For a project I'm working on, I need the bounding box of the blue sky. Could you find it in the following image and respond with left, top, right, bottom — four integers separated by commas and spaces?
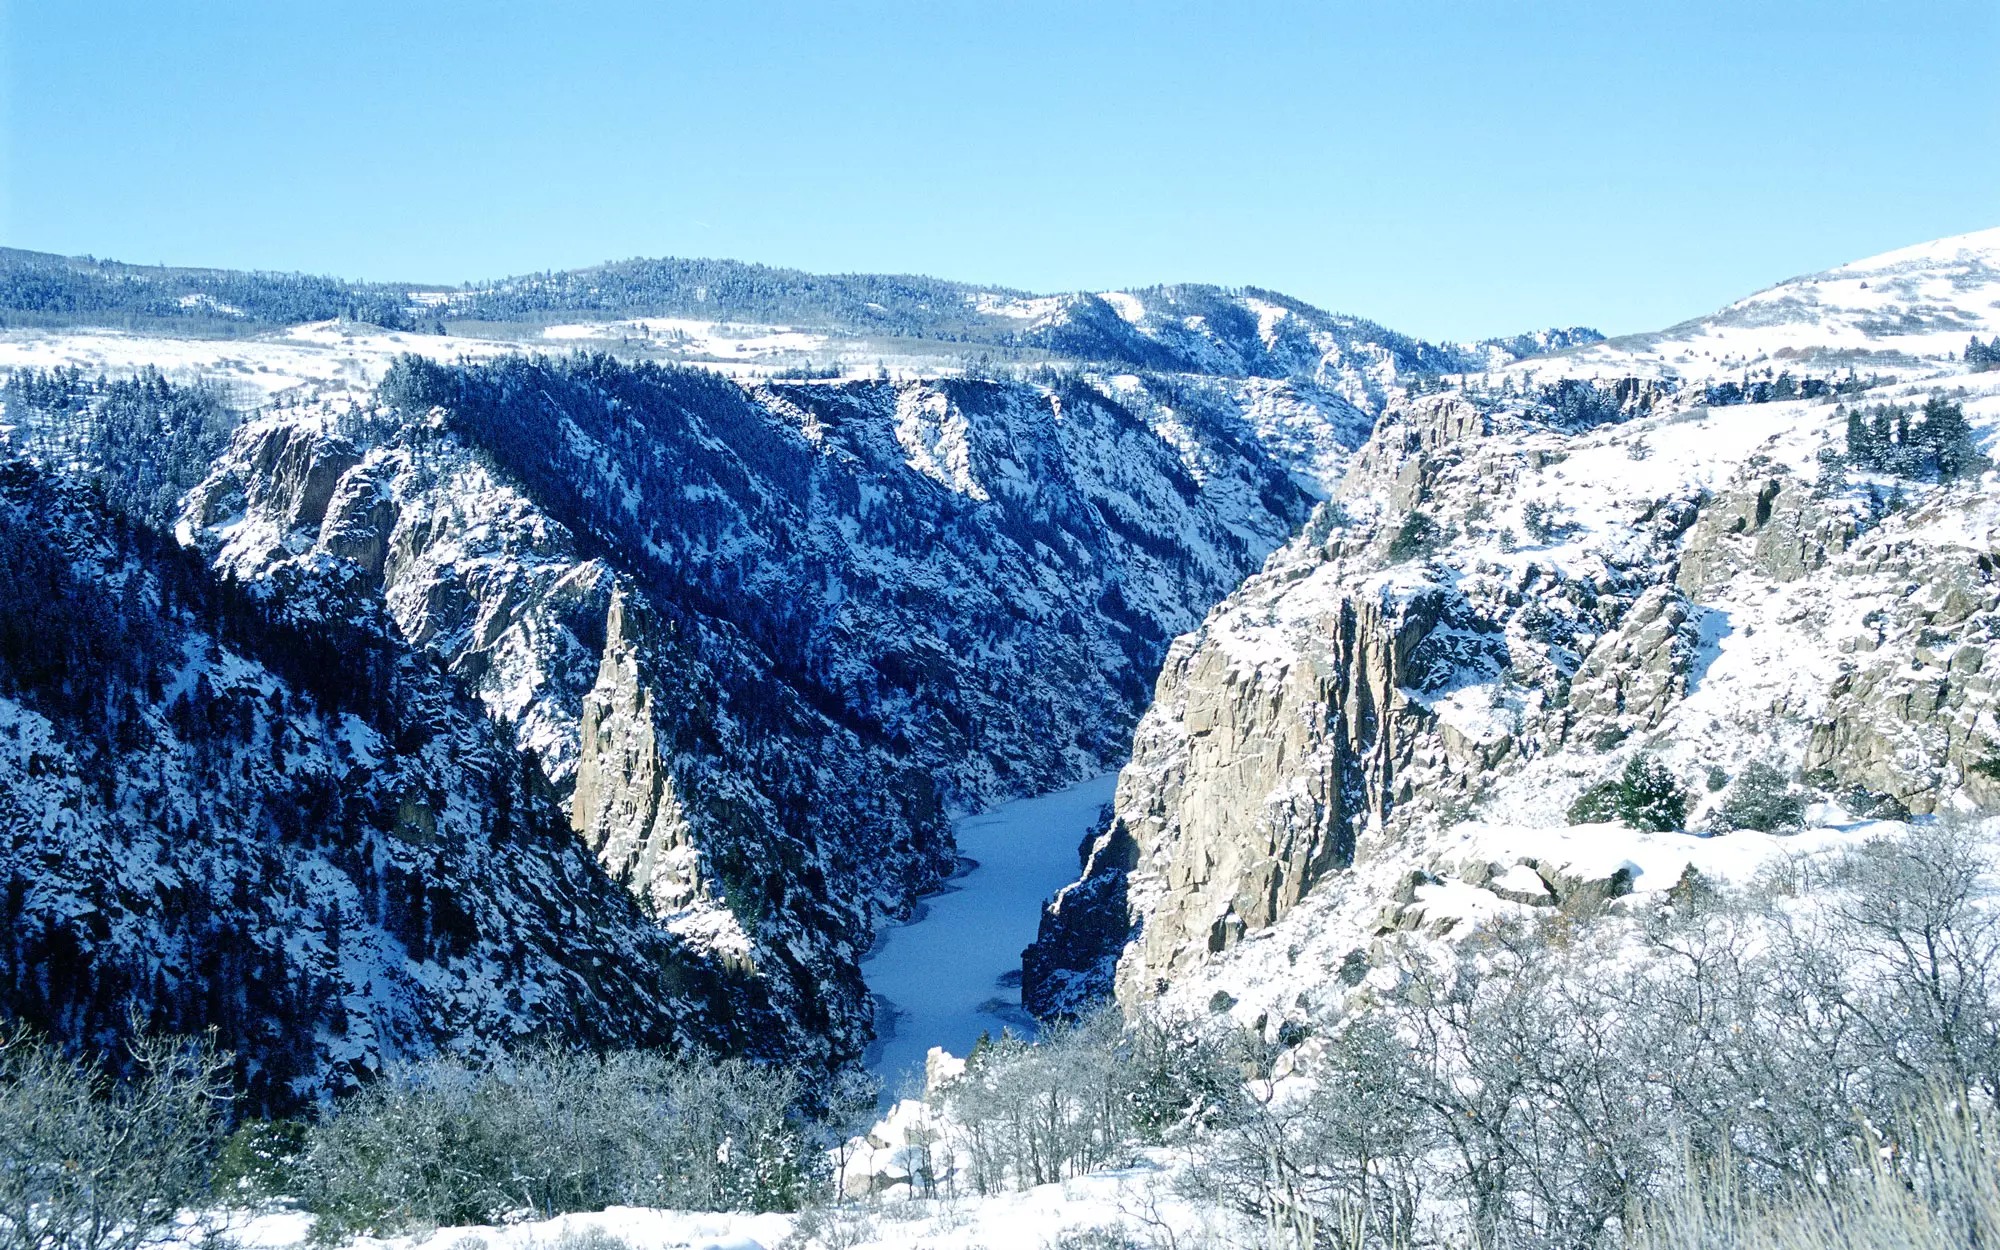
3, 2, 1995, 340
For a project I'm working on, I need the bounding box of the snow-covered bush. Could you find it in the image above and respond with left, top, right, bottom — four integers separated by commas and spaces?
944, 1014, 1132, 1195
1632, 1093, 2000, 1250
1567, 755, 1687, 831
1168, 824, 2000, 1248
1386, 510, 1441, 563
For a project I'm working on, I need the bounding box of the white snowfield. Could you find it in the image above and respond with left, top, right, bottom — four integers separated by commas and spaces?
196, 1206, 788, 1250
195, 1171, 1222, 1250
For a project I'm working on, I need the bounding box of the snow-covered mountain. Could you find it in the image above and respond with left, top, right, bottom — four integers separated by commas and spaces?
0, 463, 746, 1109
6, 225, 1998, 1103
1025, 226, 2000, 1028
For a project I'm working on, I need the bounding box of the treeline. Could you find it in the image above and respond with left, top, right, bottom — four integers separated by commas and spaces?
1703, 369, 1879, 407
1968, 335, 2000, 372
0, 247, 417, 331
1, 366, 242, 527
449, 256, 1009, 338
1840, 395, 1981, 481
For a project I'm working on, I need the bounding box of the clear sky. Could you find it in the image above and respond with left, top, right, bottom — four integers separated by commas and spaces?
3, 2, 1995, 340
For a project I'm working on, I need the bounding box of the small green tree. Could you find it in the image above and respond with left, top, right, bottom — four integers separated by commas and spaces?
1714, 760, 1805, 832
1616, 755, 1687, 831
1388, 511, 1441, 562
1567, 756, 1687, 831
1567, 780, 1623, 824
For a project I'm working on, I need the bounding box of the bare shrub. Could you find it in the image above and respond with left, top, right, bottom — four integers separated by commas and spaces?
0, 1027, 232, 1250
298, 1046, 816, 1234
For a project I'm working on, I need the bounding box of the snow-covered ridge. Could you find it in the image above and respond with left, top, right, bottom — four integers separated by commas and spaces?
1495, 225, 2000, 389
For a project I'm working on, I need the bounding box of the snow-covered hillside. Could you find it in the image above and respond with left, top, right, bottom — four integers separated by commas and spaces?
1494, 226, 2000, 390
0, 464, 740, 1108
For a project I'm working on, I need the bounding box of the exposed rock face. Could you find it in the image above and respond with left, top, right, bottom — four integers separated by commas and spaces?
1676, 472, 1858, 596
1804, 524, 2000, 815
1029, 380, 2000, 1018
1560, 584, 1698, 743
1031, 397, 1530, 1013
1097, 580, 1457, 1006
185, 413, 614, 786
571, 587, 701, 915
183, 359, 1316, 1062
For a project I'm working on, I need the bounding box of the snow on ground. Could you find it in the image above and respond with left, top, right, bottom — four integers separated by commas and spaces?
968, 291, 1064, 322
540, 316, 830, 362
861, 773, 1117, 1101
0, 318, 893, 400
1099, 291, 1146, 325
1156, 811, 1894, 1041
193, 1205, 790, 1250
196, 1159, 1229, 1250
0, 323, 526, 403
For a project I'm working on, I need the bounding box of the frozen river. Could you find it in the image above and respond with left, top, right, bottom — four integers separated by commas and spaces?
860, 772, 1119, 1101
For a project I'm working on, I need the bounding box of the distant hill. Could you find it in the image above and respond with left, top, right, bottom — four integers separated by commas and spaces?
0, 246, 1598, 381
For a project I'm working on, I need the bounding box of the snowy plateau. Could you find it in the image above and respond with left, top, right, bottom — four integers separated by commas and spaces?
3, 229, 2000, 1247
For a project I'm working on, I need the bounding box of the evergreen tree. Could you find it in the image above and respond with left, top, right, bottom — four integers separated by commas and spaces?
1715, 761, 1806, 832
1567, 755, 1687, 831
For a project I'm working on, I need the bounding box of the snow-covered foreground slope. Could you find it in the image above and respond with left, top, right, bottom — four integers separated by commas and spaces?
861, 772, 1116, 1100
199, 1172, 1232, 1250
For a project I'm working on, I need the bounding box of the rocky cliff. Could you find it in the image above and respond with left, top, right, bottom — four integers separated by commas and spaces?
1029, 366, 2000, 1019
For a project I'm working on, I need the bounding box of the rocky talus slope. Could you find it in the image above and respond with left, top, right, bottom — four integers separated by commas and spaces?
1029, 362, 2000, 1019
177, 357, 1313, 1063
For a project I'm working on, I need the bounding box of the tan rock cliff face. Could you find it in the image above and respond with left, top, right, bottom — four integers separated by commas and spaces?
571, 587, 702, 916
1103, 581, 1450, 1002
1028, 398, 1507, 1011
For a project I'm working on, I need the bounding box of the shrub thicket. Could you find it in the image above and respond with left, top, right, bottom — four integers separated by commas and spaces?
297, 1047, 815, 1234
1386, 511, 1441, 563
1714, 761, 1807, 832
1171, 825, 2000, 1249
0, 1027, 232, 1250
